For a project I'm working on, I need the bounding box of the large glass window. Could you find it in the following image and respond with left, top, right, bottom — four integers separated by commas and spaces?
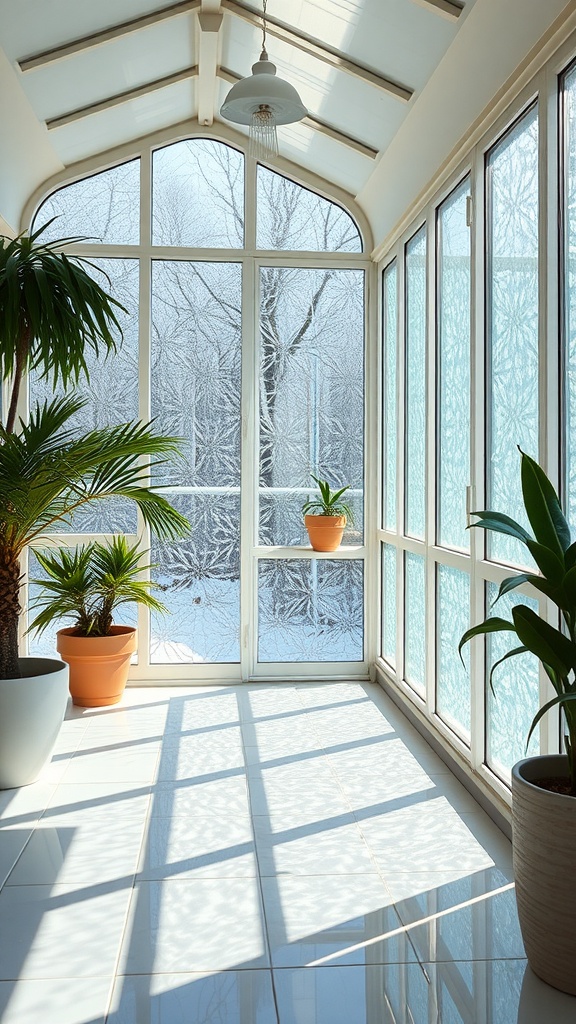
436, 565, 470, 740
562, 62, 576, 526
383, 262, 398, 531
437, 178, 471, 552
26, 138, 367, 678
405, 227, 427, 540
152, 140, 244, 247
257, 167, 361, 252
486, 106, 539, 567
258, 560, 364, 662
404, 551, 426, 695
258, 267, 364, 548
150, 260, 242, 664
33, 161, 141, 245
485, 586, 540, 780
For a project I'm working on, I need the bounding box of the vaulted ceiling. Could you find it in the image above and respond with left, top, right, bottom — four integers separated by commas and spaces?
0, 0, 571, 245
0, 2, 473, 196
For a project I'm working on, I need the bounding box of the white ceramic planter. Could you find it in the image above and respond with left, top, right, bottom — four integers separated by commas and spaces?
512, 754, 576, 995
0, 658, 69, 789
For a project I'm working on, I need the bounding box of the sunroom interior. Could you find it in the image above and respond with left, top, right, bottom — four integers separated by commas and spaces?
1, 0, 576, 1021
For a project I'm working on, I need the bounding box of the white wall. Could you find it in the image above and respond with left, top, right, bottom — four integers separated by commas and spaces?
359, 0, 574, 256
0, 48, 62, 233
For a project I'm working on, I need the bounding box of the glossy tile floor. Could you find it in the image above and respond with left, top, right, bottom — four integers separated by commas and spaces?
0, 681, 575, 1023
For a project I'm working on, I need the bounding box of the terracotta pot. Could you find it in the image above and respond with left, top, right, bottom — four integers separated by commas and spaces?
56, 625, 137, 707
304, 514, 346, 552
512, 754, 576, 995
0, 658, 69, 789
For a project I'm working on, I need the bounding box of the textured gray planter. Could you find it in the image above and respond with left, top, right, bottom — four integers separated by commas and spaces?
512, 754, 576, 995
0, 658, 69, 789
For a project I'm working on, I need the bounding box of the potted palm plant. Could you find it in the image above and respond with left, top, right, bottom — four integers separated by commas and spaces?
0, 223, 188, 788
30, 537, 168, 707
301, 475, 353, 551
459, 449, 576, 995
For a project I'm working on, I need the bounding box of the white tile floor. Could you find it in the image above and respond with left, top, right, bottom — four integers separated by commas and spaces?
0, 681, 575, 1023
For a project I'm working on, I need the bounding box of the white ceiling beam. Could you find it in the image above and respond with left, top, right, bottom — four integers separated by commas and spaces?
46, 68, 199, 130
197, 2, 223, 126
18, 0, 201, 72
410, 0, 464, 21
221, 0, 413, 102
218, 67, 378, 158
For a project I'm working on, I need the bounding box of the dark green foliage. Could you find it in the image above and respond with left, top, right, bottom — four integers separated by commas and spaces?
30, 536, 167, 638
301, 475, 354, 521
459, 449, 576, 794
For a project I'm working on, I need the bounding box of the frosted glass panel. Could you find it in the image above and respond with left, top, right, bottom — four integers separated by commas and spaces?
437, 179, 471, 551
381, 544, 397, 666
436, 565, 470, 739
258, 267, 364, 546
32, 161, 140, 244
29, 258, 139, 534
383, 262, 398, 530
257, 166, 361, 252
404, 551, 425, 693
405, 227, 427, 539
563, 67, 576, 530
150, 261, 241, 664
152, 139, 244, 247
151, 261, 242, 487
486, 585, 539, 780
151, 494, 240, 664
486, 106, 539, 565
258, 560, 363, 662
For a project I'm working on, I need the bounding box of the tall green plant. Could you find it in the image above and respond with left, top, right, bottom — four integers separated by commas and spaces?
459, 449, 576, 795
0, 396, 188, 678
0, 223, 188, 680
0, 222, 124, 432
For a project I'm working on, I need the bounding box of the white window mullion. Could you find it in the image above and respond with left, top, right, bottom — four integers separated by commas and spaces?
425, 213, 436, 719
241, 257, 258, 680
365, 260, 380, 671
470, 141, 486, 776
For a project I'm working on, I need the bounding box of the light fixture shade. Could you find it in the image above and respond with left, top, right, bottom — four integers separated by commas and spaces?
220, 58, 307, 126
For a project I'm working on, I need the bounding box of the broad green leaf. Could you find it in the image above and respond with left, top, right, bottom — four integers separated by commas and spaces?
458, 617, 515, 662
468, 511, 532, 544
511, 605, 576, 678
527, 692, 576, 747
525, 540, 565, 585
520, 449, 571, 556
488, 645, 529, 694
565, 541, 576, 571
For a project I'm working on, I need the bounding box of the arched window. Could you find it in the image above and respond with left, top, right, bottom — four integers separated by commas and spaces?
29, 139, 368, 680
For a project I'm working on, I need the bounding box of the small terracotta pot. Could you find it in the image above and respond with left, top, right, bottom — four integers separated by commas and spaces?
56, 626, 137, 707
304, 514, 346, 552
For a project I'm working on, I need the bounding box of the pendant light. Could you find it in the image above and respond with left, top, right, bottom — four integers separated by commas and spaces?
220, 0, 307, 159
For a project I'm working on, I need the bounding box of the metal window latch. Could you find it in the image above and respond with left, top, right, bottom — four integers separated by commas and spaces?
466, 484, 476, 527
466, 195, 473, 228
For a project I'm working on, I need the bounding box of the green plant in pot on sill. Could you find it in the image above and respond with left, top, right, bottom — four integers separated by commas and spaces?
0, 222, 189, 788
302, 475, 353, 552
458, 448, 576, 995
28, 536, 168, 708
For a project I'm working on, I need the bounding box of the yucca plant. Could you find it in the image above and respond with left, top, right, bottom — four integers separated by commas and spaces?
459, 449, 576, 795
0, 223, 188, 680
29, 536, 167, 639
301, 475, 354, 520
